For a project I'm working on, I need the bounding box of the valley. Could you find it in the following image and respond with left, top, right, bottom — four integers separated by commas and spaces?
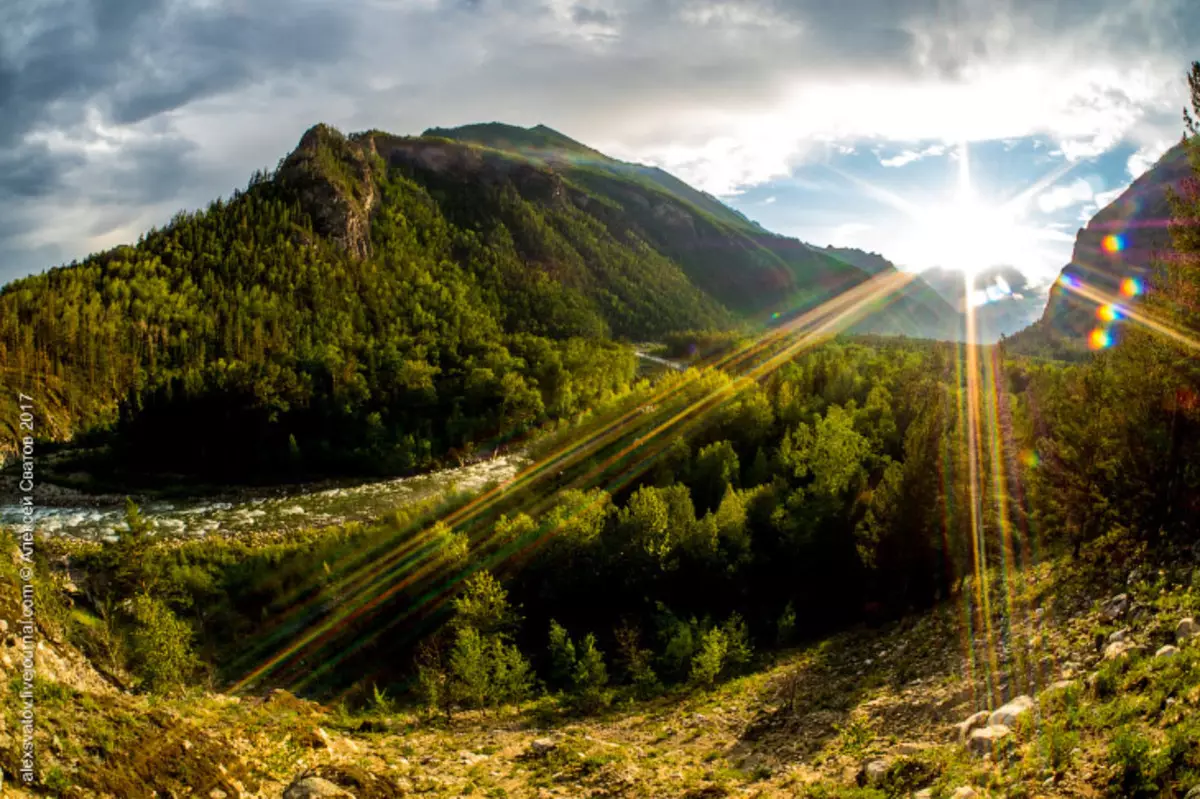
0, 54, 1199, 799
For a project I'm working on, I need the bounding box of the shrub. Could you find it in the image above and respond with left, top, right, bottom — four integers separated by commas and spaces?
689, 627, 728, 686
1108, 728, 1167, 799
127, 594, 198, 694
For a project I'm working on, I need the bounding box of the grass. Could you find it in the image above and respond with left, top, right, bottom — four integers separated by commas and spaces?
6, 529, 1200, 797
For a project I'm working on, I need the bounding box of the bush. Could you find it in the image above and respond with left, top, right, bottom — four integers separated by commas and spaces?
689, 627, 728, 686
572, 633, 609, 712
127, 594, 198, 694
1108, 728, 1167, 799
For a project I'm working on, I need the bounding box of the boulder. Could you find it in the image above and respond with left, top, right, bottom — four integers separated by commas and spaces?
967, 724, 1011, 756
1185, 785, 1200, 799
1104, 640, 1144, 661
859, 759, 889, 786
1102, 594, 1130, 621
282, 776, 354, 799
528, 738, 558, 757
1177, 618, 1200, 645
952, 788, 981, 799
954, 710, 991, 742
988, 695, 1034, 727
1156, 645, 1181, 659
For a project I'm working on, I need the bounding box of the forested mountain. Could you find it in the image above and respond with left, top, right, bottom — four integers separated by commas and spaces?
0, 122, 959, 476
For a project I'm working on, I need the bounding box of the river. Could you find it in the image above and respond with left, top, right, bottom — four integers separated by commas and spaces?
0, 455, 524, 541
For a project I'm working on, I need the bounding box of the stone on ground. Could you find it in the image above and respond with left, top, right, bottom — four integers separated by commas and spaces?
967, 724, 1012, 756
1102, 593, 1130, 621
988, 695, 1034, 727
1157, 645, 1181, 659
282, 776, 355, 799
1177, 617, 1199, 644
954, 710, 991, 742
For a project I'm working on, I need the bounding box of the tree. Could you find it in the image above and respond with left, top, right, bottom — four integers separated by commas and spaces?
572, 633, 609, 712
547, 619, 578, 690
127, 594, 198, 694
452, 571, 517, 637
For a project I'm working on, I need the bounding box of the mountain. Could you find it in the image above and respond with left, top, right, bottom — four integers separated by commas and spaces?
821, 245, 1045, 342
0, 122, 960, 473
1010, 140, 1193, 353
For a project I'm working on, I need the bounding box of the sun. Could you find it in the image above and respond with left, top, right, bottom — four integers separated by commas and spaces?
911, 190, 1020, 277
851, 141, 1069, 282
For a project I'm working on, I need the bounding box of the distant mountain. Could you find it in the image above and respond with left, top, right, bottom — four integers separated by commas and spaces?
819, 247, 1041, 342
0, 122, 962, 472
1010, 140, 1193, 354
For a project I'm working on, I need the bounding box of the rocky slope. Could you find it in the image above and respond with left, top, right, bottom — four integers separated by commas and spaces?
6, 528, 1200, 797
1022, 140, 1193, 348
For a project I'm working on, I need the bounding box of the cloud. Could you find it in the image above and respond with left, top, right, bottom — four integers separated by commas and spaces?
1, 0, 1198, 283
1126, 139, 1175, 178
880, 143, 947, 168
1036, 178, 1096, 213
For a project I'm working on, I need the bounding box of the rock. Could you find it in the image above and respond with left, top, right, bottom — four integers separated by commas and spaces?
967, 724, 1011, 756
859, 759, 889, 786
914, 791, 934, 799
1104, 640, 1144, 661
1102, 594, 1130, 621
1156, 645, 1181, 659
896, 742, 927, 756
1048, 679, 1077, 692
528, 738, 558, 757
1185, 785, 1200, 799
282, 776, 354, 799
459, 750, 488, 765
1177, 618, 1200, 644
952, 788, 981, 799
0, 619, 7, 634
988, 695, 1034, 727
1108, 628, 1130, 644
954, 710, 991, 742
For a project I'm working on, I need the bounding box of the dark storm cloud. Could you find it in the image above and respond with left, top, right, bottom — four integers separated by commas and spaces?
0, 0, 354, 282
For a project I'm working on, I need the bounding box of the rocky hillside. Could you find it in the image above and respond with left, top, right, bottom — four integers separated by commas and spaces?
5, 528, 1200, 797
1012, 140, 1194, 353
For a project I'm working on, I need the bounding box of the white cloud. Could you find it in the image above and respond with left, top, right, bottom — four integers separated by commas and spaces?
3, 0, 1199, 282
1036, 178, 1095, 213
880, 144, 947, 168
1127, 139, 1174, 178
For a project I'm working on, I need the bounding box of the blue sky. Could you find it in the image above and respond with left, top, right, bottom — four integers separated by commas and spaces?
1, 0, 1198, 298
722, 135, 1153, 287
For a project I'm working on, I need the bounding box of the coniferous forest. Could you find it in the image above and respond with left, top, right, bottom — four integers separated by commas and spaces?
2, 56, 1200, 799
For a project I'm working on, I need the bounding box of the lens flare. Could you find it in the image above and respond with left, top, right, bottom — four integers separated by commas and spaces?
1101, 233, 1126, 254
1057, 273, 1080, 289
1019, 449, 1040, 468
1120, 277, 1143, 297
1088, 328, 1112, 350
1097, 304, 1124, 323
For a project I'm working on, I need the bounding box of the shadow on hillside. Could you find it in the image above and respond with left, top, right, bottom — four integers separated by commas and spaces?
727, 608, 979, 771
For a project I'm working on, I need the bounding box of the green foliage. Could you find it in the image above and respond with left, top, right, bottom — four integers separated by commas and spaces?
126, 594, 198, 694
451, 571, 516, 637
1107, 727, 1168, 799
546, 620, 578, 690
572, 633, 610, 712
689, 627, 728, 687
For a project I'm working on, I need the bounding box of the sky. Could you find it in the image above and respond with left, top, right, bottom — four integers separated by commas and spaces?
1, 0, 1198, 300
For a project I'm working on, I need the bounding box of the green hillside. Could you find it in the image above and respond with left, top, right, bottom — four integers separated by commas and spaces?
0, 122, 958, 476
